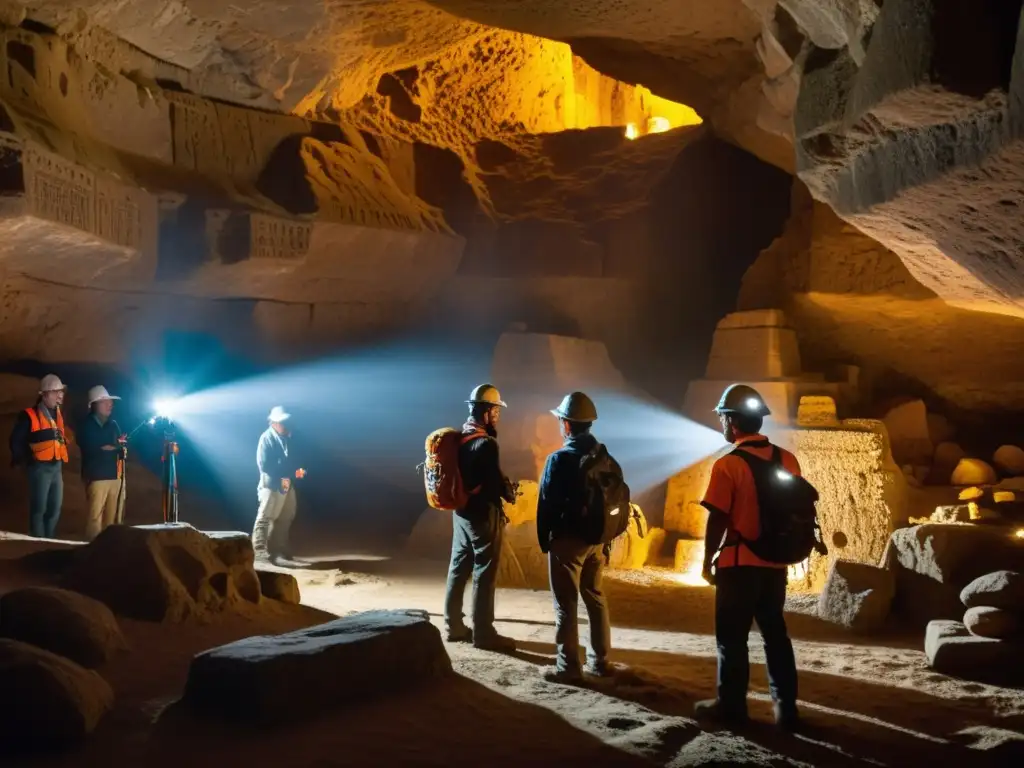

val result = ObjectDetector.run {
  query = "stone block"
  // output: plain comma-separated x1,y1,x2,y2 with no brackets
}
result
182,609,452,724
882,399,933,466
704,319,802,380
256,570,301,604
960,571,1024,611
964,606,1022,639
885,524,1024,625
925,620,1024,684
0,639,114,753
61,524,263,622
673,538,704,573
797,395,837,426
0,587,127,668
951,459,997,486
930,505,972,524
817,560,895,633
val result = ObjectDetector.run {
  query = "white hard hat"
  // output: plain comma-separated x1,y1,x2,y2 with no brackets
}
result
268,406,291,423
39,374,66,393
87,385,121,406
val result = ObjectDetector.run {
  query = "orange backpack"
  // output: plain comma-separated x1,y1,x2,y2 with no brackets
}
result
423,427,486,511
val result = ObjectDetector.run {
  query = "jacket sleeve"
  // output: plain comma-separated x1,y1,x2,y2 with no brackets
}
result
75,418,101,456
256,434,270,476
8,412,30,466
476,437,507,503
536,452,560,552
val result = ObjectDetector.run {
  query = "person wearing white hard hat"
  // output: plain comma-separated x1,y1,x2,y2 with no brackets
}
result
7,374,70,538
252,406,306,563
77,386,127,540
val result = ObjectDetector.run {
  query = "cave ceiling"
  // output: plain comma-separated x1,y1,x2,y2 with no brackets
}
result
0,1,1023,321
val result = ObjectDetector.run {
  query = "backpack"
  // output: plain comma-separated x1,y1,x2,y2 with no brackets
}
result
577,443,636,546
730,442,827,565
422,427,486,511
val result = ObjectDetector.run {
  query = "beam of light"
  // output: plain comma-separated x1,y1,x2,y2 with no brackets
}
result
1016,528,1024,539
587,388,725,492
151,396,180,421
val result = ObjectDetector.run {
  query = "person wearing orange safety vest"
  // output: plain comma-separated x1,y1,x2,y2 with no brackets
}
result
8,374,70,538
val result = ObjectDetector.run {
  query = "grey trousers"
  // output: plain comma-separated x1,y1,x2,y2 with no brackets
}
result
444,507,504,639
549,536,611,674
28,462,63,539
252,487,297,556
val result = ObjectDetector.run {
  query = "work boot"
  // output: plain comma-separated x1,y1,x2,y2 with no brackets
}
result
773,701,801,731
542,666,583,685
445,625,473,643
473,632,516,653
694,698,749,725
583,660,614,678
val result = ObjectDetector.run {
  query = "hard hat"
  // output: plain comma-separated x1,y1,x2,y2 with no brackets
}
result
466,384,506,408
551,391,598,422
87,385,120,405
268,406,292,423
714,384,771,416
39,374,66,393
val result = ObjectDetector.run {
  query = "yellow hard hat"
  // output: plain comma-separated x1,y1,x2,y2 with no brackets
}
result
466,384,506,408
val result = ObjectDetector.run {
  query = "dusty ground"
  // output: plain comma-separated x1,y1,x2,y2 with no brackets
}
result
2,531,1023,768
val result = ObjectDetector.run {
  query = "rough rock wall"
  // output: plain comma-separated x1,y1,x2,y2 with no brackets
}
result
740,180,1024,419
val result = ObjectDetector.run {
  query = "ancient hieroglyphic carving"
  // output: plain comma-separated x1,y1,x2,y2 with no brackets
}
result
250,213,312,260
22,143,157,253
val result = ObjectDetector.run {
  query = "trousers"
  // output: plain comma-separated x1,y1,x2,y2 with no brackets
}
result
252,487,297,556
715,566,798,707
85,478,124,541
443,506,504,639
28,462,64,539
548,536,611,673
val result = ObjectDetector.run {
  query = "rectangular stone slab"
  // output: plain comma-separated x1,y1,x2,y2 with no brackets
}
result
182,609,452,724
925,620,1024,685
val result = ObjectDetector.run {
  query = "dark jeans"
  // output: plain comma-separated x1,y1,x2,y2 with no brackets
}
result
549,536,610,674
715,566,797,708
28,462,64,539
443,506,504,639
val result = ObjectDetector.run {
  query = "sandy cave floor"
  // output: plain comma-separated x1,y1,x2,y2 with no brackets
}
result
2,537,1024,768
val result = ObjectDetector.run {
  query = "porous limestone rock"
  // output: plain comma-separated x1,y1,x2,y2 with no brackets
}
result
951,459,998,487
993,446,1024,478
960,571,1024,612
255,570,301,605
963,606,1022,640
704,309,802,381
882,399,933,466
925,620,1023,684
674,538,704,574
0,587,127,668
884,524,1024,625
182,609,452,724
817,560,895,634
929,505,972,524
797,395,837,427
664,450,728,539
0,639,114,753
61,525,262,622
929,442,966,486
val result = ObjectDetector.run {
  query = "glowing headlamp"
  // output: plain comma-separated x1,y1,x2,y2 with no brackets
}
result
150,397,179,423
746,397,762,412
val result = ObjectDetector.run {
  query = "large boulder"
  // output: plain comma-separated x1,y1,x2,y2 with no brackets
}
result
61,525,262,622
182,609,452,725
928,442,966,485
883,524,1024,625
993,446,1024,477
950,459,997,487
963,606,1023,640
256,569,301,604
817,560,895,634
0,639,114,754
882,399,933,466
925,620,1024,684
0,587,127,667
960,571,1024,611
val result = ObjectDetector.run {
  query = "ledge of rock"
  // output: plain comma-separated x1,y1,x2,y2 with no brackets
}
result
817,560,895,634
182,609,452,725
0,586,127,668
256,569,302,604
0,638,114,755
61,525,262,622
925,620,1024,685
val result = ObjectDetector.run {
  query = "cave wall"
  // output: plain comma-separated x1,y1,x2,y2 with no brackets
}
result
740,180,1024,438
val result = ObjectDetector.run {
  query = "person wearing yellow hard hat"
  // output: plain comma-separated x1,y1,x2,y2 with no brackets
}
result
77,385,126,540
442,384,517,653
8,374,70,538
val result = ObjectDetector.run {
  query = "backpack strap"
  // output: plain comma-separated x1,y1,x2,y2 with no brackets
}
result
722,441,778,565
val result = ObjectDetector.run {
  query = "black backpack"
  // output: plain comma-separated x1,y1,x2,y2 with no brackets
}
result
578,443,636,546
730,442,827,565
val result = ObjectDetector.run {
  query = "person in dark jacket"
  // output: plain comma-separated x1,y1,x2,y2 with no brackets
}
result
9,374,70,538
443,383,517,652
77,385,126,540
253,406,306,563
537,391,614,683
